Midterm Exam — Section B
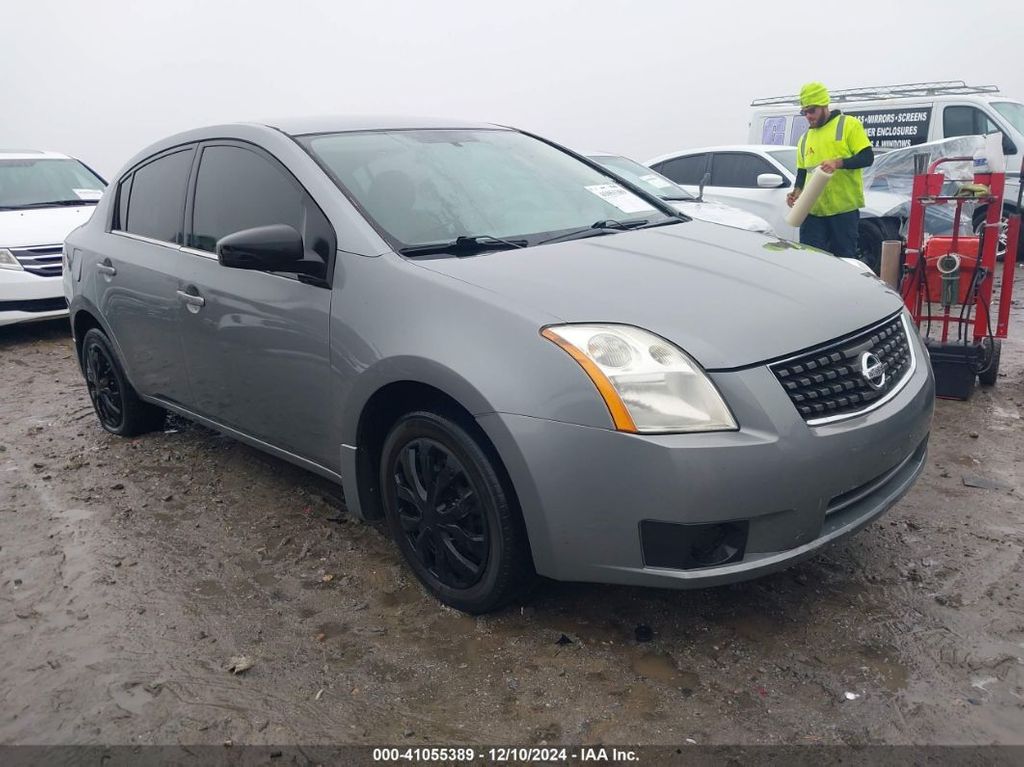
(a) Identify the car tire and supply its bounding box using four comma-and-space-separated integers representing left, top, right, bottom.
973, 205, 1022, 263
858, 218, 900, 275
379, 410, 535, 614
977, 337, 1001, 386
81, 328, 166, 437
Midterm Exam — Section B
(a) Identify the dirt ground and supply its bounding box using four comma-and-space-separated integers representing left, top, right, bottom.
2, 275, 1023, 747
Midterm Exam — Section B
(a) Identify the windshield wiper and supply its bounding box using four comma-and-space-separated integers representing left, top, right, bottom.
537, 218, 652, 246
14, 199, 100, 209
399, 235, 528, 257
660, 194, 697, 202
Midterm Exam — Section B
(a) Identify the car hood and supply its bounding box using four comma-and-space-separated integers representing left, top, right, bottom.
413, 220, 902, 369
862, 189, 909, 218
0, 206, 97, 248
670, 199, 774, 234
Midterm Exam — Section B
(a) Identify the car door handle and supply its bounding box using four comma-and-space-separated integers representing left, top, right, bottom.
96, 263, 117, 276
176, 290, 206, 308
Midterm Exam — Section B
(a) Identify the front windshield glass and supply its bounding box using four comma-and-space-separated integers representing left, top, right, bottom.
587, 155, 695, 201
300, 129, 671, 250
0, 158, 105, 208
766, 149, 798, 175
993, 101, 1024, 136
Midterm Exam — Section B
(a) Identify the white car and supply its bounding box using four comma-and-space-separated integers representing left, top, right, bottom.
585, 151, 775, 235
646, 144, 905, 269
1, 150, 106, 327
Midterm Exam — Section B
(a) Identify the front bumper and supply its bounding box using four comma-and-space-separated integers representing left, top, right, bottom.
478, 339, 934, 588
0, 270, 67, 327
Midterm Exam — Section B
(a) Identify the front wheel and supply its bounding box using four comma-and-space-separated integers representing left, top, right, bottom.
81, 328, 166, 436
974, 205, 1022, 263
380, 410, 534, 613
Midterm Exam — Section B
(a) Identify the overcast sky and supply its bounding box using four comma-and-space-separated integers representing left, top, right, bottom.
5, 0, 1023, 178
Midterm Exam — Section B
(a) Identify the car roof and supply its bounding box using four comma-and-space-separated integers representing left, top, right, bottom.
647, 144, 794, 165
263, 115, 504, 136
0, 150, 73, 161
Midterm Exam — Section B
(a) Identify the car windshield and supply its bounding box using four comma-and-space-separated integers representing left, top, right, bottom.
0, 158, 105, 209
299, 129, 673, 252
766, 149, 798, 175
587, 154, 696, 201
992, 101, 1024, 136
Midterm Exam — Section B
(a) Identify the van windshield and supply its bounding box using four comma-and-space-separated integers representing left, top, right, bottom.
0, 158, 106, 209
993, 102, 1024, 136
300, 129, 674, 253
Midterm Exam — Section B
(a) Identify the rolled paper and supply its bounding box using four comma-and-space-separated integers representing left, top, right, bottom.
785, 166, 833, 228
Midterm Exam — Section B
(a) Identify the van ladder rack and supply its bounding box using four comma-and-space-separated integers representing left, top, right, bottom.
751, 81, 1000, 107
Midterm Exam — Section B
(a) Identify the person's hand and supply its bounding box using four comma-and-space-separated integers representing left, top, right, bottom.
786, 189, 801, 208
819, 157, 844, 173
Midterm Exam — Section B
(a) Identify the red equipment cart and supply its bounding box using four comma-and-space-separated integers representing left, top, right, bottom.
899, 152, 1019, 398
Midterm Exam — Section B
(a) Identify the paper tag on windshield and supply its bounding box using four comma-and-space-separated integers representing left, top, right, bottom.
72, 188, 103, 201
584, 183, 652, 214
639, 173, 673, 189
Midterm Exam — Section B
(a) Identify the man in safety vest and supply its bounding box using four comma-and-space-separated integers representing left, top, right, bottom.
786, 82, 874, 257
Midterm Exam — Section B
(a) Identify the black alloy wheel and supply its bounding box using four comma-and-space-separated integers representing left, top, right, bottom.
380, 410, 535, 613
80, 328, 165, 437
84, 338, 124, 430
392, 438, 487, 589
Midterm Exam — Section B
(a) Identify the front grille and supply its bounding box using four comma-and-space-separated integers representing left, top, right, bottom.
770, 313, 914, 424
11, 245, 63, 277
0, 297, 67, 313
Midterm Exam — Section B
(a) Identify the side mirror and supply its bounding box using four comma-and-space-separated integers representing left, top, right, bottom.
217, 224, 304, 271
1002, 133, 1017, 156
757, 173, 786, 188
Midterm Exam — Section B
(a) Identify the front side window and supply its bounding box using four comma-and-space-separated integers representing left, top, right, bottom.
300, 129, 670, 251
189, 144, 333, 272
0, 158, 105, 209
650, 154, 708, 186
943, 106, 997, 138
709, 153, 780, 188
124, 148, 194, 243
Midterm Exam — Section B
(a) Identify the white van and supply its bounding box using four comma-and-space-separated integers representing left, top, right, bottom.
749, 81, 1024, 169
1, 151, 106, 326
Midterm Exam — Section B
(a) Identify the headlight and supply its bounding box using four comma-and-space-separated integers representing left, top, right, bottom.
542, 324, 737, 433
0, 248, 24, 271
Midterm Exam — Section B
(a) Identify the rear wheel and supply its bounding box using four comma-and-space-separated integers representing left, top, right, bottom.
81, 328, 166, 436
380, 410, 534, 614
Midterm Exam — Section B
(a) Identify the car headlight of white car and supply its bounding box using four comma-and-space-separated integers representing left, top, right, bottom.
542, 324, 737, 433
0, 248, 24, 271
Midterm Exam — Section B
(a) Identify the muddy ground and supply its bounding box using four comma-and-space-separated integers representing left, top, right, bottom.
2, 276, 1023, 747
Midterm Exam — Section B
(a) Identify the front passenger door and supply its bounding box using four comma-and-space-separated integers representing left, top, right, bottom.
177, 142, 337, 468
705, 152, 790, 235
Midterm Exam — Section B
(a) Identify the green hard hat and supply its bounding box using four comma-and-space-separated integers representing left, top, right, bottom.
800, 82, 829, 107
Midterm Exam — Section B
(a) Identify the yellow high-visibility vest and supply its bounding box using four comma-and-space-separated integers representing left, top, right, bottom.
797, 112, 871, 217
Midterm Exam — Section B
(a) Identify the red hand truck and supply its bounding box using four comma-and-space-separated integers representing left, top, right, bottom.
899, 153, 1019, 398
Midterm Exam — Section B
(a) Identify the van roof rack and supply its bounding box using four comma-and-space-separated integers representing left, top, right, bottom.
751, 81, 1000, 106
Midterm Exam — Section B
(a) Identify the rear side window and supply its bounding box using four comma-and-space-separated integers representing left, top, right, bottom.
190, 144, 334, 268
651, 154, 708, 185
709, 152, 780, 188
124, 149, 194, 243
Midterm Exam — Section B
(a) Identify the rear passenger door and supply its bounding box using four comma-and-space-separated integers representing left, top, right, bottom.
649, 153, 709, 197
101, 146, 195, 405
178, 142, 337, 467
